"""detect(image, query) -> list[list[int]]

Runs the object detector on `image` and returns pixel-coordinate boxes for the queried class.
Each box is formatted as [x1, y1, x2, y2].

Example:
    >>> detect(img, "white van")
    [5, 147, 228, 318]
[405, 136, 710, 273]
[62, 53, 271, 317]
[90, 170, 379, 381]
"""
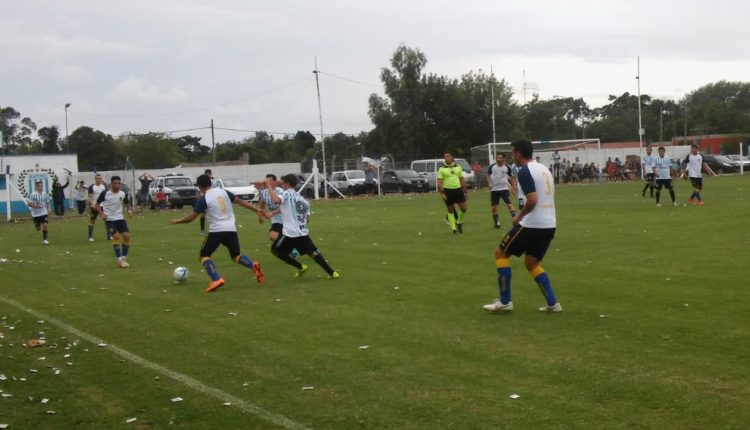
[410, 158, 475, 190]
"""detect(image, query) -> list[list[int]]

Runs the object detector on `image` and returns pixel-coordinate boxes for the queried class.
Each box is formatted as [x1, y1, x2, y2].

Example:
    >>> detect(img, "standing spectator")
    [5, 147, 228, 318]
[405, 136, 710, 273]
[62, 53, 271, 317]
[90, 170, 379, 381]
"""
[51, 176, 69, 216]
[95, 176, 134, 268]
[552, 151, 561, 183]
[138, 172, 154, 207]
[155, 185, 168, 212]
[74, 180, 88, 215]
[472, 160, 482, 190]
[363, 163, 376, 196]
[26, 181, 51, 245]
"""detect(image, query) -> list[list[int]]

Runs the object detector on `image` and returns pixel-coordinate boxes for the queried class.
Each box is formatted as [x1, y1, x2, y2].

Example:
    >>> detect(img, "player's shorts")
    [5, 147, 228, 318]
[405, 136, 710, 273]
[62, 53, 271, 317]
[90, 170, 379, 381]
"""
[270, 223, 283, 233]
[272, 234, 317, 256]
[490, 190, 511, 206]
[689, 177, 703, 190]
[443, 188, 466, 206]
[89, 206, 100, 221]
[33, 215, 48, 228]
[655, 179, 673, 190]
[105, 219, 129, 235]
[499, 224, 556, 261]
[201, 231, 241, 259]
[645, 173, 655, 183]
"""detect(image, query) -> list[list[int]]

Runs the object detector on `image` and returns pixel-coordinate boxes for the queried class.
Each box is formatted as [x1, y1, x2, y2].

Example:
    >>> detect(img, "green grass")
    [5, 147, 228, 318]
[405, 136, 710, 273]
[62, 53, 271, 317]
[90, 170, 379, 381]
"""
[1, 176, 749, 429]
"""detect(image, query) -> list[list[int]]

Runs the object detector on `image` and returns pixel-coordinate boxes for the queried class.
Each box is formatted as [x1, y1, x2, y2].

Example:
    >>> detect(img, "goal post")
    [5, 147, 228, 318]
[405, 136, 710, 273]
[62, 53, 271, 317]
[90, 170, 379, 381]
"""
[472, 138, 602, 170]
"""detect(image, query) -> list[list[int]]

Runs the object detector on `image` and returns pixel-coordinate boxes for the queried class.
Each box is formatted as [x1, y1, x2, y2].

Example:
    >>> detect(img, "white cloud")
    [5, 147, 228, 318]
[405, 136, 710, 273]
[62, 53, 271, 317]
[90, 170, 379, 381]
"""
[108, 77, 191, 104]
[56, 64, 93, 83]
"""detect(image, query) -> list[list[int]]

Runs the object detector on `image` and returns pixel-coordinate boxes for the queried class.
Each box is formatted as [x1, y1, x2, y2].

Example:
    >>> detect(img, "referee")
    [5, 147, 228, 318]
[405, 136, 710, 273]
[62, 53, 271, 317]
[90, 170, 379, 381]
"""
[437, 150, 468, 234]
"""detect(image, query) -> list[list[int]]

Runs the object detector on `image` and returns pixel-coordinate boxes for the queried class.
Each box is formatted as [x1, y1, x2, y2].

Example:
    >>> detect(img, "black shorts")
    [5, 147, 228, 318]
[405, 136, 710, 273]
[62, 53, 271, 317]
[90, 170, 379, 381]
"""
[105, 219, 129, 235]
[499, 224, 556, 261]
[201, 231, 241, 259]
[645, 173, 655, 183]
[33, 215, 48, 228]
[689, 177, 703, 190]
[490, 190, 511, 206]
[655, 179, 673, 190]
[443, 188, 466, 206]
[270, 223, 283, 233]
[272, 234, 317, 256]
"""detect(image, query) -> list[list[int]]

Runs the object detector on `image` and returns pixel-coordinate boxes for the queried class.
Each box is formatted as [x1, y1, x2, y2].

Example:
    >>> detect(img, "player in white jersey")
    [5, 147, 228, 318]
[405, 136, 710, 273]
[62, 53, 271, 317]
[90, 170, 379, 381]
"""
[170, 174, 265, 292]
[653, 146, 677, 207]
[682, 144, 713, 205]
[26, 180, 52, 245]
[87, 173, 110, 241]
[95, 175, 133, 268]
[487, 153, 517, 228]
[265, 174, 339, 279]
[641, 145, 656, 198]
[259, 174, 301, 259]
[484, 139, 562, 314]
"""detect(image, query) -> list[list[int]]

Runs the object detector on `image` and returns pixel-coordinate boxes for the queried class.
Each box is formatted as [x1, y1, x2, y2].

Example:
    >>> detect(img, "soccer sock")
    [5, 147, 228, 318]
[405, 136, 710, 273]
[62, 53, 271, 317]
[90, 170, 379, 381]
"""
[237, 255, 254, 268]
[201, 257, 221, 281]
[496, 258, 512, 304]
[655, 190, 661, 203]
[492, 214, 499, 225]
[453, 211, 459, 221]
[696, 191, 703, 202]
[88, 225, 93, 238]
[313, 253, 335, 276]
[448, 212, 457, 230]
[122, 244, 129, 257]
[200, 216, 205, 231]
[43, 230, 48, 240]
[113, 244, 122, 258]
[275, 252, 302, 269]
[669, 189, 675, 202]
[642, 183, 649, 196]
[530, 266, 558, 306]
[457, 210, 465, 225]
[510, 210, 517, 217]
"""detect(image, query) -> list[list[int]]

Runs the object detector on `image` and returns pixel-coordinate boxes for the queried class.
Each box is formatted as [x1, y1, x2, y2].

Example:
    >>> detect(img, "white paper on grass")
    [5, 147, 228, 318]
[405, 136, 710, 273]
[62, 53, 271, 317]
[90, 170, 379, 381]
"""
[171, 397, 183, 403]
[126, 417, 137, 423]
[302, 386, 314, 390]
[509, 394, 520, 399]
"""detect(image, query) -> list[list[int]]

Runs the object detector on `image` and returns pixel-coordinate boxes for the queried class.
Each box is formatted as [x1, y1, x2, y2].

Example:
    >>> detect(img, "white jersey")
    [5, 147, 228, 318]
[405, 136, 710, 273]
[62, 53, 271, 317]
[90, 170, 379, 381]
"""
[88, 183, 107, 207]
[654, 156, 672, 179]
[488, 163, 512, 191]
[642, 154, 656, 175]
[684, 153, 704, 178]
[96, 189, 129, 221]
[511, 164, 525, 200]
[260, 188, 283, 224]
[279, 188, 310, 238]
[28, 191, 50, 217]
[194, 188, 237, 233]
[517, 161, 555, 228]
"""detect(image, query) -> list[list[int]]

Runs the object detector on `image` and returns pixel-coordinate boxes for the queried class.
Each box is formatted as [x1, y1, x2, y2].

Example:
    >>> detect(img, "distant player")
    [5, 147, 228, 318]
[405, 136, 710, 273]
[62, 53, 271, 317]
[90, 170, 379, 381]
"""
[95, 176, 133, 268]
[682, 144, 713, 205]
[487, 153, 517, 229]
[653, 146, 677, 207]
[510, 162, 525, 210]
[170, 174, 265, 293]
[199, 168, 215, 234]
[87, 173, 110, 241]
[265, 174, 339, 279]
[641, 145, 656, 198]
[259, 174, 300, 258]
[484, 139, 562, 313]
[26, 181, 51, 245]
[437, 151, 468, 234]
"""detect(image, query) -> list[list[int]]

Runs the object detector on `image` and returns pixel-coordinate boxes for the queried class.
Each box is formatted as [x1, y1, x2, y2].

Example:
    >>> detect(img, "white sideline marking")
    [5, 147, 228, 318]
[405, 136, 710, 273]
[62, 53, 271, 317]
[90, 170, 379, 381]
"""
[0, 295, 311, 430]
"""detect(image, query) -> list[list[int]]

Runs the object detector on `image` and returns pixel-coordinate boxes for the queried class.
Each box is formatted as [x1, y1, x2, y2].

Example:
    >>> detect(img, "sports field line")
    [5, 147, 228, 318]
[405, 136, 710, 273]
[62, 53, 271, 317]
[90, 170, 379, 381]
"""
[0, 294, 312, 430]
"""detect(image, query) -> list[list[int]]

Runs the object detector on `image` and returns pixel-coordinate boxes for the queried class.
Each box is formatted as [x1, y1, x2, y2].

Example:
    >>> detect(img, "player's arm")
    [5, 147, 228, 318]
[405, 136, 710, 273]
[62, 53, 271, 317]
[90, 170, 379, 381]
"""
[95, 191, 107, 220]
[87, 185, 95, 207]
[232, 196, 262, 214]
[702, 162, 715, 176]
[124, 193, 133, 216]
[486, 165, 493, 188]
[265, 179, 283, 204]
[459, 175, 468, 195]
[512, 169, 537, 224]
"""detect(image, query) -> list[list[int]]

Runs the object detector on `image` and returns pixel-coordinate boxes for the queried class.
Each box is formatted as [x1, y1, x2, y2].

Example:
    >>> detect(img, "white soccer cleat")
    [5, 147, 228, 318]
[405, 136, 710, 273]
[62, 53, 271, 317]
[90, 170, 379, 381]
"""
[42, 240, 49, 245]
[672, 202, 678, 207]
[117, 258, 130, 268]
[88, 237, 95, 242]
[656, 203, 662, 207]
[483, 299, 513, 312]
[538, 303, 563, 313]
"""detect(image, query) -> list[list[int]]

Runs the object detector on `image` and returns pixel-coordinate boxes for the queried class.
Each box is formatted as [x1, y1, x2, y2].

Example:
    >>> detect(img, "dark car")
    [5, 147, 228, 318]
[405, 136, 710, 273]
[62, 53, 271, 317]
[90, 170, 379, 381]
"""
[380, 169, 430, 193]
[702, 155, 740, 174]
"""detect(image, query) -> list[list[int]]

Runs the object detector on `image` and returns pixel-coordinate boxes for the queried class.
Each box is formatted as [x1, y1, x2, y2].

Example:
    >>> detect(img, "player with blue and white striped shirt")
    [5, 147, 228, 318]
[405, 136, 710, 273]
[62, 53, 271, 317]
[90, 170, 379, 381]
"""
[653, 146, 677, 207]
[27, 181, 51, 245]
[642, 145, 657, 198]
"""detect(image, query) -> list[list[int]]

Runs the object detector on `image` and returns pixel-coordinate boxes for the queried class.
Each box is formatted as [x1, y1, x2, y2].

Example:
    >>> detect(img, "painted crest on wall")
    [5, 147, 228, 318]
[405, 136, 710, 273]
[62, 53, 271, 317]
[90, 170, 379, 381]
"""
[17, 165, 59, 197]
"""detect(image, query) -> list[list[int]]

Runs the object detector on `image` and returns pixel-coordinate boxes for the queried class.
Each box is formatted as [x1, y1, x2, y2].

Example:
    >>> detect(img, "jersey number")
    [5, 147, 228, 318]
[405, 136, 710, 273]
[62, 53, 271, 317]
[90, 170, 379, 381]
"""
[542, 172, 552, 195]
[218, 197, 227, 213]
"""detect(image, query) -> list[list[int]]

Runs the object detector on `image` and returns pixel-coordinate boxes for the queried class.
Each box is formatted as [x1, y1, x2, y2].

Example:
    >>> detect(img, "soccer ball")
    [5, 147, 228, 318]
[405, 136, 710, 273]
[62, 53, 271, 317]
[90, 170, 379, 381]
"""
[173, 266, 189, 283]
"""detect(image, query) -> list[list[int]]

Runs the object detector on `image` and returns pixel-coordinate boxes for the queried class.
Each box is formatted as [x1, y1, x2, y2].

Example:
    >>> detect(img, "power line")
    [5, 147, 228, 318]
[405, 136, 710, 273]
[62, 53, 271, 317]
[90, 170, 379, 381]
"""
[318, 71, 382, 88]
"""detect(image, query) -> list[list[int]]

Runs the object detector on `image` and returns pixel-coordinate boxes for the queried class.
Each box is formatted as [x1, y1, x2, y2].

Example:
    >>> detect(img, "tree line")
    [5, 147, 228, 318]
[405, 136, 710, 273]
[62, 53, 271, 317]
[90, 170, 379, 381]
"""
[2, 45, 749, 171]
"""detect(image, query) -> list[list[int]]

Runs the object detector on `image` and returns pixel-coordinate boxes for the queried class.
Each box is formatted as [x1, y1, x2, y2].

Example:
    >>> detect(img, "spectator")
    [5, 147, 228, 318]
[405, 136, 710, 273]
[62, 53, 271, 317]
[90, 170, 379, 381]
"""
[51, 176, 70, 216]
[471, 160, 482, 190]
[74, 180, 88, 215]
[363, 163, 376, 196]
[155, 185, 168, 212]
[138, 172, 154, 206]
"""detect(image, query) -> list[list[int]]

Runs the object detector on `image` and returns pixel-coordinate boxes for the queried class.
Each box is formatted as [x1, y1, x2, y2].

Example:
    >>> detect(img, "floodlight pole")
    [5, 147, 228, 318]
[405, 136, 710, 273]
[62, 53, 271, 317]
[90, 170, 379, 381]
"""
[65, 103, 71, 153]
[313, 57, 328, 198]
[490, 65, 496, 145]
[636, 56, 645, 179]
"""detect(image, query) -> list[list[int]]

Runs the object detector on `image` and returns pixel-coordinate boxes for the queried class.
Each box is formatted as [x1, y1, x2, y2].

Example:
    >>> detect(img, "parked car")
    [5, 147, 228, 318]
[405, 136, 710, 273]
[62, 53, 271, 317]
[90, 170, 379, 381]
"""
[726, 154, 750, 170]
[328, 170, 377, 196]
[380, 169, 430, 193]
[410, 158, 476, 189]
[702, 155, 740, 174]
[147, 173, 201, 209]
[215, 178, 258, 202]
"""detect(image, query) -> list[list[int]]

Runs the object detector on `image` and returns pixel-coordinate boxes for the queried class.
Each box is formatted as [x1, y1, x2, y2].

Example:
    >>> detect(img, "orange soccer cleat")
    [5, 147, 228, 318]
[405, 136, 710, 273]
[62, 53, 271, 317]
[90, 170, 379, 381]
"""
[252, 261, 265, 284]
[206, 278, 225, 293]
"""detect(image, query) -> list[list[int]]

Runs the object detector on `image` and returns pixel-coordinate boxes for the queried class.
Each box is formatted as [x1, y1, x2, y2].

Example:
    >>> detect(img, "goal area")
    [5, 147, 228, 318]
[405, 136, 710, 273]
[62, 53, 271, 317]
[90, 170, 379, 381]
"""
[471, 138, 603, 169]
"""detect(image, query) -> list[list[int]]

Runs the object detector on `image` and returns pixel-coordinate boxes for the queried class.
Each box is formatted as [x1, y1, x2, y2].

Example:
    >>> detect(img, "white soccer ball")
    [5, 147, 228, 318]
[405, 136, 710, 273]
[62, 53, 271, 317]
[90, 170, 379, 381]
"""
[173, 266, 189, 283]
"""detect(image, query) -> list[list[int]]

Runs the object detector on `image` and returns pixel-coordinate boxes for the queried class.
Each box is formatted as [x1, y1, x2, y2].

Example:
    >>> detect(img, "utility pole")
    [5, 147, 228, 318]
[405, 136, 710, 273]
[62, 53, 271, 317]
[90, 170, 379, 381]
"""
[313, 56, 328, 198]
[490, 65, 496, 144]
[211, 119, 216, 165]
[65, 103, 71, 153]
[636, 56, 644, 179]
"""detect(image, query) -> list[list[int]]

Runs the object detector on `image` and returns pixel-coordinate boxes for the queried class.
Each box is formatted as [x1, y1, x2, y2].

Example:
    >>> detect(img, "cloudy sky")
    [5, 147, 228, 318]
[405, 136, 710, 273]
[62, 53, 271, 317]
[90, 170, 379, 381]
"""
[3, 0, 749, 146]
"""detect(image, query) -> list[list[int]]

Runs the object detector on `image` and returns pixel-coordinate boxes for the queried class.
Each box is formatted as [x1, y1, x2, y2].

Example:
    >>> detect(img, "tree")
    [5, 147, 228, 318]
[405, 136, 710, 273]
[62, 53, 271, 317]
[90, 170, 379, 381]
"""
[175, 135, 210, 162]
[683, 81, 750, 135]
[68, 126, 119, 171]
[38, 126, 61, 153]
[116, 133, 182, 169]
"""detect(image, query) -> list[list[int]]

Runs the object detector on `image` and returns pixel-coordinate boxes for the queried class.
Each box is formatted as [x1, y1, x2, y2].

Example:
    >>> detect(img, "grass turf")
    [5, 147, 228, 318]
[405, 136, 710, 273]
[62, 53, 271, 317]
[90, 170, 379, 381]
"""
[1, 175, 749, 429]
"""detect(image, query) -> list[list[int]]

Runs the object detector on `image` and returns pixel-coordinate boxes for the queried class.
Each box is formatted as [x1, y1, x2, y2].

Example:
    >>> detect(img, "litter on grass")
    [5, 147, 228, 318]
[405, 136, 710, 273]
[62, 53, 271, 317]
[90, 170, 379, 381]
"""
[509, 394, 520, 399]
[170, 397, 183, 403]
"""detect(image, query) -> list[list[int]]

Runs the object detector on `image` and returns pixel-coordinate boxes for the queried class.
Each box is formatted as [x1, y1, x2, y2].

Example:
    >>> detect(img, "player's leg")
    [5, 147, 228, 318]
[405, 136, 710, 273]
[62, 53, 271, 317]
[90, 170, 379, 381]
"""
[272, 234, 304, 272]
[666, 180, 676, 204]
[201, 233, 225, 291]
[642, 177, 651, 197]
[88, 209, 97, 240]
[444, 193, 458, 232]
[307, 238, 337, 278]
[121, 224, 130, 260]
[490, 191, 500, 228]
[524, 229, 561, 312]
[107, 222, 123, 265]
[655, 180, 663, 205]
[502, 191, 516, 219]
[229, 232, 264, 284]
[484, 225, 523, 312]
[40, 217, 49, 244]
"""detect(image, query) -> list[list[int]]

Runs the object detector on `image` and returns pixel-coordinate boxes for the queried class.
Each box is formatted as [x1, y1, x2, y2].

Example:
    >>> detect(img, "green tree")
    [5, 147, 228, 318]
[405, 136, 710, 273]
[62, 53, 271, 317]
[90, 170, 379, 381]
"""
[175, 135, 210, 162]
[683, 81, 750, 135]
[116, 133, 182, 169]
[38, 126, 61, 153]
[69, 126, 119, 171]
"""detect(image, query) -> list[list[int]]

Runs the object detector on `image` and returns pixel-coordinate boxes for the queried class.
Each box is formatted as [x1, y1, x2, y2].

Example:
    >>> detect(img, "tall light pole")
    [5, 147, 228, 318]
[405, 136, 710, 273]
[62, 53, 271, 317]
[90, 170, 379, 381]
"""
[636, 57, 644, 179]
[64, 103, 71, 153]
[313, 57, 328, 198]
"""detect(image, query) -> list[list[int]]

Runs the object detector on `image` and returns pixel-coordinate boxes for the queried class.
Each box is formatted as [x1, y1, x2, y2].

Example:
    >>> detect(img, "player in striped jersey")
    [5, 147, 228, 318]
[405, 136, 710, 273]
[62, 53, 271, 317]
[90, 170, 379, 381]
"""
[682, 144, 714, 205]
[26, 181, 51, 245]
[641, 145, 656, 198]
[653, 146, 677, 207]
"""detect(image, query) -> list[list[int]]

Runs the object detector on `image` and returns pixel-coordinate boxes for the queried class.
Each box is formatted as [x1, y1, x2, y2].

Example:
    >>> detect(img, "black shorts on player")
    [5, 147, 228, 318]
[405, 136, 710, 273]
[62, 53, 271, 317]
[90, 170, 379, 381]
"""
[689, 177, 703, 190]
[201, 231, 241, 260]
[499, 224, 556, 261]
[490, 190, 511, 206]
[33, 215, 48, 229]
[105, 219, 129, 234]
[272, 234, 317, 256]
[269, 223, 283, 233]
[645, 173, 655, 183]
[655, 179, 673, 190]
[443, 188, 466, 206]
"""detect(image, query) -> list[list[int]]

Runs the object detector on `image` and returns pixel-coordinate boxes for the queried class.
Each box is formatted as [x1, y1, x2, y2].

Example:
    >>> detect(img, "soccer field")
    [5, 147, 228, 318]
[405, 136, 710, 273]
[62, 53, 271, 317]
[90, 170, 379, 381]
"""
[1, 176, 749, 429]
